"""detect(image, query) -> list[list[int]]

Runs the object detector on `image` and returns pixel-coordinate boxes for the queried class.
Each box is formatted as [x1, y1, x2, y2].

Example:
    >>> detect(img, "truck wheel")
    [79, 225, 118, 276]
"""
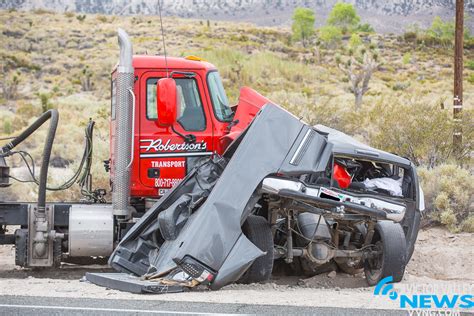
[364, 221, 407, 286]
[238, 215, 274, 284]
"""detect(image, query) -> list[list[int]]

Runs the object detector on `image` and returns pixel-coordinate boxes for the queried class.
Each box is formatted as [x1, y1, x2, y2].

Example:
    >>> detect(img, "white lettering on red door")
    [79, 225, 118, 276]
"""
[140, 139, 207, 152]
[151, 161, 185, 168]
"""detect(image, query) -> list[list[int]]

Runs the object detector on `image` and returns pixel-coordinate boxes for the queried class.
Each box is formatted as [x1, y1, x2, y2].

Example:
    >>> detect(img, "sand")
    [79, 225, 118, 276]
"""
[0, 227, 472, 310]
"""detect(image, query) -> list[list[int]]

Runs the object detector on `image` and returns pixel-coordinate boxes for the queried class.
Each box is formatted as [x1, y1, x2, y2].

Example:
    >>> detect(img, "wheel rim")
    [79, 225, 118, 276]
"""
[365, 240, 384, 282]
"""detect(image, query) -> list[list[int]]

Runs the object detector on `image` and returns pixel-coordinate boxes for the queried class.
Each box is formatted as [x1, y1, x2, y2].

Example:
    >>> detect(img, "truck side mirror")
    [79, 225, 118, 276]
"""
[156, 78, 178, 127]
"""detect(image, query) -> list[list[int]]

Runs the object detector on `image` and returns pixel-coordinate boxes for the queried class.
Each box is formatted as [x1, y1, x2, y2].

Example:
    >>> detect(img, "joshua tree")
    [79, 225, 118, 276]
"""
[337, 47, 380, 110]
[81, 66, 93, 91]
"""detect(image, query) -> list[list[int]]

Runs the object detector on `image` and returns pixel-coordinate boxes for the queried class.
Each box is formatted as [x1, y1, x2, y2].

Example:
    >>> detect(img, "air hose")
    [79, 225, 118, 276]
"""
[1, 109, 59, 213]
[2, 115, 98, 201]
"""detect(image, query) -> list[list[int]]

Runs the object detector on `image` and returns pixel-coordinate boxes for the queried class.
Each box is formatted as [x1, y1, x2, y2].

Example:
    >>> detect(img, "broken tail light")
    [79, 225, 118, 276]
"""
[177, 256, 216, 285]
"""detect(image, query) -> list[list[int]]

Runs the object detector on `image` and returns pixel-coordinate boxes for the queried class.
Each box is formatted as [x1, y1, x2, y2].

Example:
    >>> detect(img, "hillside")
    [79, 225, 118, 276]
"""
[1, 0, 473, 33]
[0, 9, 473, 231]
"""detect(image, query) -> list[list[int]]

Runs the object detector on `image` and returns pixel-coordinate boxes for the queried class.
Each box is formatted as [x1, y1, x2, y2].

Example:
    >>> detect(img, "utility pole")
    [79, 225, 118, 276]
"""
[453, 0, 464, 157]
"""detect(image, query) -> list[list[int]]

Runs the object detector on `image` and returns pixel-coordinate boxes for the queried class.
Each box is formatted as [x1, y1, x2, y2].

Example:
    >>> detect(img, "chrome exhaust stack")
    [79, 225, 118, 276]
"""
[112, 28, 134, 218]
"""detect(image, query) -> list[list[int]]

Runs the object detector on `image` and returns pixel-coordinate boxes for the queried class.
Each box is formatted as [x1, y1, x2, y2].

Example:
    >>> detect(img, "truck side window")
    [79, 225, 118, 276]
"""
[207, 71, 233, 122]
[146, 78, 206, 131]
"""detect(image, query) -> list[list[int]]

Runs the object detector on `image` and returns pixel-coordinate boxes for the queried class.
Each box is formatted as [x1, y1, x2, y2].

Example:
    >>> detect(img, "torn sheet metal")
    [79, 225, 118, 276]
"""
[98, 104, 331, 291]
[85, 272, 188, 294]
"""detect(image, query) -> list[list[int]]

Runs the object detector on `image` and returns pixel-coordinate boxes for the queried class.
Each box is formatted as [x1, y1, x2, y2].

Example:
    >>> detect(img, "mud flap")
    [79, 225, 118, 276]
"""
[85, 272, 187, 294]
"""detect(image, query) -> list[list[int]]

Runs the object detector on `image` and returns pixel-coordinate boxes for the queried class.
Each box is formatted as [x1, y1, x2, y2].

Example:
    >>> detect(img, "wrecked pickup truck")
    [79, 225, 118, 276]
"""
[86, 103, 424, 294]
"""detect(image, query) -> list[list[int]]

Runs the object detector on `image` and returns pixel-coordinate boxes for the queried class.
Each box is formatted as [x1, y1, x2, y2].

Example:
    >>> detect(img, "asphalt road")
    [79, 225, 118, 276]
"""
[0, 295, 411, 315]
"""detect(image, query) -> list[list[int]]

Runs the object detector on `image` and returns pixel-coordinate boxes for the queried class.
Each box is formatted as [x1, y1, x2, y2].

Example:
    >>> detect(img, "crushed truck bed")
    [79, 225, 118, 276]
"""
[87, 103, 422, 294]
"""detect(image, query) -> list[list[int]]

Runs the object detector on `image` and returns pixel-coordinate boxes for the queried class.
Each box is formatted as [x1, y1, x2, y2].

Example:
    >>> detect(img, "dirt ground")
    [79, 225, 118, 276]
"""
[0, 227, 472, 310]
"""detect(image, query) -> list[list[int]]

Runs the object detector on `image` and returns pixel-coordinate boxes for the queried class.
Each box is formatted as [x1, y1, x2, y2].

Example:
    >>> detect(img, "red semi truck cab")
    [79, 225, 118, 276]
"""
[110, 55, 269, 199]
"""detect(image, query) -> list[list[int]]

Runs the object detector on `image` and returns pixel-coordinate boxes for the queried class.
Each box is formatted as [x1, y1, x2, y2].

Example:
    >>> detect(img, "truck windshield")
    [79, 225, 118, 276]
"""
[207, 71, 233, 122]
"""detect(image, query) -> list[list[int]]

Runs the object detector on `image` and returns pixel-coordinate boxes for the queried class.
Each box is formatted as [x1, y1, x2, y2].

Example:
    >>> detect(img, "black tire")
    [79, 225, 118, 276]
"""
[364, 221, 407, 286]
[238, 215, 274, 284]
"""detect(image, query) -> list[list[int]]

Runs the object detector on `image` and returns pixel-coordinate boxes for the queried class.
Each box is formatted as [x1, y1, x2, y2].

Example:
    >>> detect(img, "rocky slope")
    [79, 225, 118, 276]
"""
[2, 0, 473, 33]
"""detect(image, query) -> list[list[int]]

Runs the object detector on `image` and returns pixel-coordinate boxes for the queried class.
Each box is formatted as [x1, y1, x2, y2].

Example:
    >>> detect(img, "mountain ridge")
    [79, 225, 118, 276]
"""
[1, 0, 473, 34]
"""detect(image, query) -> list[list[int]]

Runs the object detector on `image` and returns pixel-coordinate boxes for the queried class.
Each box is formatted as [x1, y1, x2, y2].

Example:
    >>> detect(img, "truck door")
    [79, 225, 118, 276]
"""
[138, 71, 214, 197]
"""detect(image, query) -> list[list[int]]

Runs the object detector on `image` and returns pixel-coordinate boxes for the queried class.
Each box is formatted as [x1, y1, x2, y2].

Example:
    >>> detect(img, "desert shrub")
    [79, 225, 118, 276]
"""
[466, 60, 474, 71]
[33, 9, 51, 15]
[1, 71, 21, 100]
[418, 164, 474, 232]
[76, 14, 86, 22]
[38, 92, 53, 112]
[426, 16, 454, 46]
[370, 101, 456, 167]
[12, 102, 41, 128]
[402, 52, 411, 64]
[348, 33, 362, 48]
[465, 37, 474, 49]
[3, 118, 12, 134]
[319, 25, 342, 48]
[403, 17, 471, 48]
[391, 82, 410, 91]
[16, 102, 40, 117]
[355, 23, 374, 33]
[461, 217, 474, 233]
[96, 15, 108, 23]
[468, 73, 474, 84]
[403, 31, 418, 43]
[64, 12, 75, 18]
[1, 53, 40, 72]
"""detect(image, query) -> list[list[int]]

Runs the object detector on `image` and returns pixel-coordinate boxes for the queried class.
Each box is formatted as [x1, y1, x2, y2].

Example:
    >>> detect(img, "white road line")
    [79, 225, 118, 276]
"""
[0, 304, 236, 315]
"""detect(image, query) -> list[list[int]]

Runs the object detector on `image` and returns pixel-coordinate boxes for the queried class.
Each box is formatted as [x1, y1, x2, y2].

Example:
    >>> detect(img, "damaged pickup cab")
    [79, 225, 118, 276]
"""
[87, 104, 424, 293]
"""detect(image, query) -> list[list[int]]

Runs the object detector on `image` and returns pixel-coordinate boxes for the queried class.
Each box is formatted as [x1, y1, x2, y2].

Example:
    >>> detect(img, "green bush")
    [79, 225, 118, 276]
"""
[427, 16, 454, 42]
[355, 23, 374, 33]
[418, 165, 474, 232]
[349, 33, 362, 48]
[467, 60, 474, 70]
[319, 25, 342, 48]
[38, 92, 53, 112]
[465, 37, 474, 49]
[402, 17, 472, 48]
[402, 52, 411, 64]
[327, 2, 360, 34]
[291, 7, 315, 47]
